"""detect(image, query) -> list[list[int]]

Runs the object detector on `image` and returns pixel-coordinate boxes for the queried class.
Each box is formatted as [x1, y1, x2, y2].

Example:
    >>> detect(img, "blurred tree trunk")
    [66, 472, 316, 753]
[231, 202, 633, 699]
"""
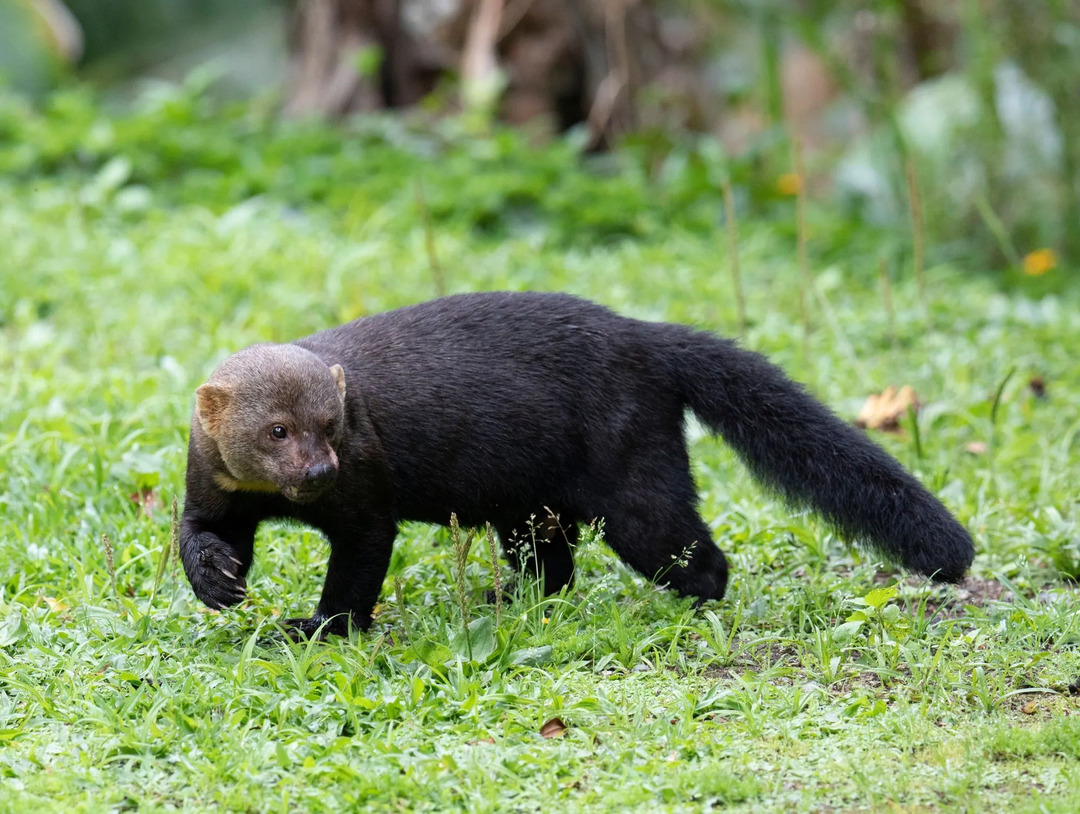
[898, 0, 957, 81]
[283, 0, 431, 116]
[283, 0, 702, 145]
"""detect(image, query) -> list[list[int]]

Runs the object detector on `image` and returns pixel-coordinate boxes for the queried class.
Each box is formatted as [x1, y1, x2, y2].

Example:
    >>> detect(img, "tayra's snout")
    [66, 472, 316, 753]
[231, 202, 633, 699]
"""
[304, 461, 337, 490]
[285, 459, 338, 504]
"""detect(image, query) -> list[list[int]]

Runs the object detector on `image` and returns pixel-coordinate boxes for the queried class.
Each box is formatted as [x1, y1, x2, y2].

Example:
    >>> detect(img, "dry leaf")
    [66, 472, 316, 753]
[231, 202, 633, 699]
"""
[1021, 700, 1038, 715]
[131, 487, 164, 517]
[44, 596, 70, 613]
[855, 385, 919, 432]
[540, 718, 568, 739]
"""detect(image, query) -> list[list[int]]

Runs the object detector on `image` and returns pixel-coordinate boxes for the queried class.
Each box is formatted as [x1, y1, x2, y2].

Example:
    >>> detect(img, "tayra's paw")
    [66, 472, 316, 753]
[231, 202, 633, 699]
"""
[281, 613, 360, 641]
[190, 546, 247, 610]
[485, 588, 514, 606]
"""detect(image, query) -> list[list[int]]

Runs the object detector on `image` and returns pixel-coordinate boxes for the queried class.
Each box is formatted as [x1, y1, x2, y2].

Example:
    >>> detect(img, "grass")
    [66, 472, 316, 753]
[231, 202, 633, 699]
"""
[1, 84, 1079, 812]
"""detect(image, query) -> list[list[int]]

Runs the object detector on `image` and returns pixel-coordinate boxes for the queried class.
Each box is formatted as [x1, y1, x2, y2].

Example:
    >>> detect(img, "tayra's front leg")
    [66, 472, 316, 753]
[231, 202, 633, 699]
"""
[284, 514, 397, 639]
[179, 513, 257, 610]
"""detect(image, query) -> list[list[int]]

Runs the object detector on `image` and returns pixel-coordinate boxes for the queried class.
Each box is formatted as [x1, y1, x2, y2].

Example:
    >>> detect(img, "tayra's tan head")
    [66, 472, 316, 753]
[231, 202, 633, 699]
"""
[194, 344, 347, 504]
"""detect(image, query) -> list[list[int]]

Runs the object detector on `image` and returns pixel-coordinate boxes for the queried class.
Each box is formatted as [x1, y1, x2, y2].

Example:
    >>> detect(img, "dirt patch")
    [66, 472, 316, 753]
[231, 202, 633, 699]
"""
[918, 576, 1014, 621]
[699, 641, 802, 680]
[999, 691, 1078, 722]
[865, 571, 1060, 621]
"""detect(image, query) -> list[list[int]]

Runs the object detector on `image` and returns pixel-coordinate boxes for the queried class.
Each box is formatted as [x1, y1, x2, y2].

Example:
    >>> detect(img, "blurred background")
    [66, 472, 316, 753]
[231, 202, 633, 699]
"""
[2, 0, 1076, 274]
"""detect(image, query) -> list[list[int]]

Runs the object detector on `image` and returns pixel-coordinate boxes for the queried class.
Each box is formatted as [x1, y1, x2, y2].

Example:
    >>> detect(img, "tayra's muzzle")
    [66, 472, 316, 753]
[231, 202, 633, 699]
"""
[283, 461, 338, 503]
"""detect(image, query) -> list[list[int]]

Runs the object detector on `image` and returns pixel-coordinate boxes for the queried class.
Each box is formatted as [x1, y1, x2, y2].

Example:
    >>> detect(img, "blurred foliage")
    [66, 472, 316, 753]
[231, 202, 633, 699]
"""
[0, 1, 66, 96]
[4, 0, 1080, 274]
[700, 0, 1080, 271]
[0, 76, 897, 274]
[972, 0, 1080, 261]
[64, 0, 278, 64]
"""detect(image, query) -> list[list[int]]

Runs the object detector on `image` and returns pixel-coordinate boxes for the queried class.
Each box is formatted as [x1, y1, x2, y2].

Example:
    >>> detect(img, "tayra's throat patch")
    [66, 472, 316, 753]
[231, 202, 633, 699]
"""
[213, 472, 280, 494]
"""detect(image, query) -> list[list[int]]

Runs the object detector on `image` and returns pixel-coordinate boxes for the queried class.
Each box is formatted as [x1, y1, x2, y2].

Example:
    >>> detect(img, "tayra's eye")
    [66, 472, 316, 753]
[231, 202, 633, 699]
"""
[270, 425, 288, 440]
[324, 420, 338, 438]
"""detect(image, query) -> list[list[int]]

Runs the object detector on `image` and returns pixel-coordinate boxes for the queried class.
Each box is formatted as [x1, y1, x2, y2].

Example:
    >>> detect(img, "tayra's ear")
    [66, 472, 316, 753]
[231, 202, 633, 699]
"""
[329, 364, 346, 404]
[195, 383, 232, 438]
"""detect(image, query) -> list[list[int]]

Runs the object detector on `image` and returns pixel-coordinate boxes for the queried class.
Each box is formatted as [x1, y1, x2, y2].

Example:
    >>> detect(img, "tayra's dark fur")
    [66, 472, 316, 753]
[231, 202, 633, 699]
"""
[180, 292, 974, 637]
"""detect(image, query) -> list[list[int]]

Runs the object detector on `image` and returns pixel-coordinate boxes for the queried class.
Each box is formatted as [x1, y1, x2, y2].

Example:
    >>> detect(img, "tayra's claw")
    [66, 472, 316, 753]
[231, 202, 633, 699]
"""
[281, 615, 348, 641]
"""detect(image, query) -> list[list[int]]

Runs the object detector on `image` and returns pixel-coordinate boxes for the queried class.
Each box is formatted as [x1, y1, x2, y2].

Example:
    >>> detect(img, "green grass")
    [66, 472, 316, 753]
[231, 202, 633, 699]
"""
[1, 85, 1079, 812]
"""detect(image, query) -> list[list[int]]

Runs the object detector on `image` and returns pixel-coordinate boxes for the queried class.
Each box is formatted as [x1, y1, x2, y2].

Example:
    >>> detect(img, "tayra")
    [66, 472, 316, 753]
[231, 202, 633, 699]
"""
[179, 291, 974, 637]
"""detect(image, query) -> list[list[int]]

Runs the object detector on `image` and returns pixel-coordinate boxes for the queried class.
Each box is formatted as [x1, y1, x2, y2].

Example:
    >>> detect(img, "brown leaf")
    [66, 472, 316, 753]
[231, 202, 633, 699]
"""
[44, 596, 70, 613]
[540, 718, 568, 739]
[131, 487, 164, 517]
[854, 385, 919, 432]
[1021, 700, 1038, 715]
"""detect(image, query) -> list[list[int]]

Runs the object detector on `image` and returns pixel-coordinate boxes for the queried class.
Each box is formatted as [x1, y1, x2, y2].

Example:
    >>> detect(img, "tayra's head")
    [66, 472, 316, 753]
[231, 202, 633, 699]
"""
[193, 344, 346, 504]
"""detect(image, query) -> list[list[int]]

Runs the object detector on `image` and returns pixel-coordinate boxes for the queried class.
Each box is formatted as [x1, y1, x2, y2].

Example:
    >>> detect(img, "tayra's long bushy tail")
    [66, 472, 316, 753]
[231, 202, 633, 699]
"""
[666, 328, 974, 581]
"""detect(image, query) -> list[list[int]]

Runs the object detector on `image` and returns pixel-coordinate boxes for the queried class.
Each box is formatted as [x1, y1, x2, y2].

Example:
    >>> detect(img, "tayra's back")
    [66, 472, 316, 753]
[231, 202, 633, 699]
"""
[295, 292, 681, 524]
[298, 291, 655, 390]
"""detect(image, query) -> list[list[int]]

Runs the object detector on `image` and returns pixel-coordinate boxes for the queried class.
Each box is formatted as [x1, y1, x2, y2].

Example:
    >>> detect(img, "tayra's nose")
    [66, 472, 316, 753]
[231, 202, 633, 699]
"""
[304, 461, 337, 489]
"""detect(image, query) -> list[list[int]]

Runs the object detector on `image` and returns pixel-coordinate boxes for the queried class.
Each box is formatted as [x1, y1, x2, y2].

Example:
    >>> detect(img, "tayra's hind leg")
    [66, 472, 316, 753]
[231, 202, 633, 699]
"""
[599, 502, 728, 602]
[495, 511, 578, 596]
[588, 453, 729, 602]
